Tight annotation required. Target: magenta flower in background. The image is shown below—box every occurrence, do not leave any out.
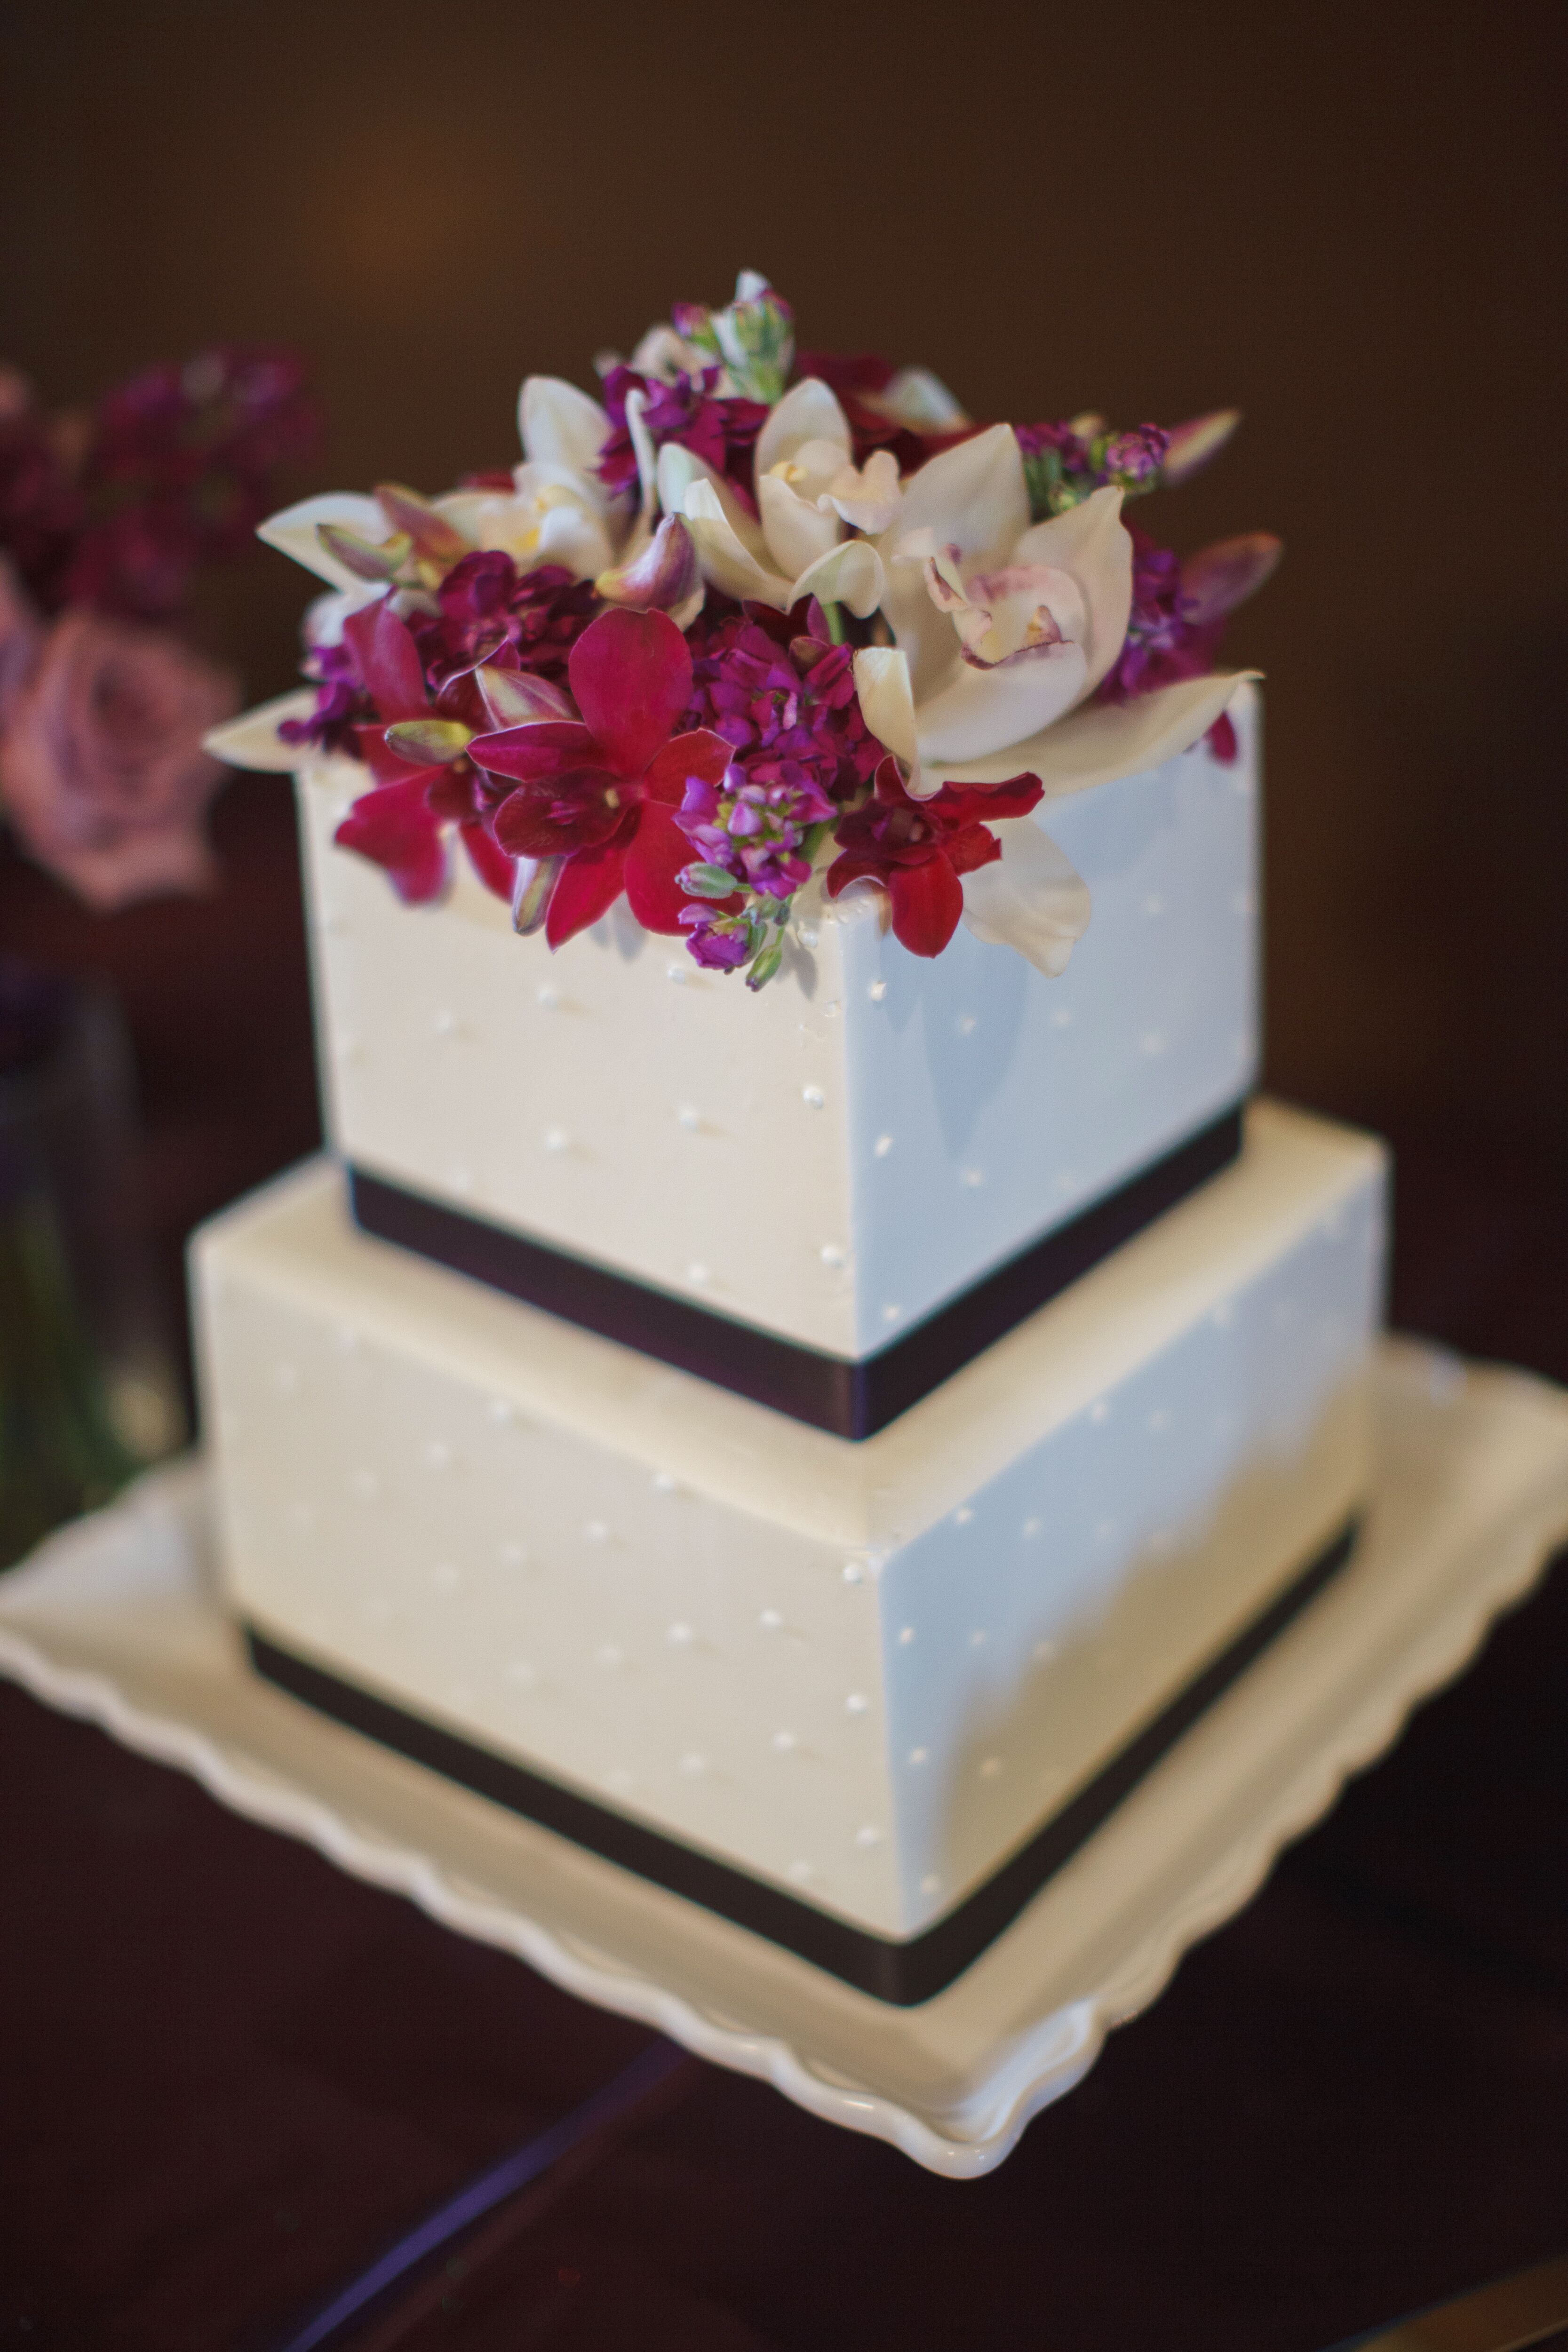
[0,348,318,623]
[0,371,84,613]
[0,342,318,914]
[64,347,319,620]
[0,607,237,911]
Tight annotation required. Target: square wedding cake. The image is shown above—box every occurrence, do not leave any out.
[201,276,1385,2001]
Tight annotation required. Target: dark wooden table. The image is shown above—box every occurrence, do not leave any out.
[2,780,1565,2351]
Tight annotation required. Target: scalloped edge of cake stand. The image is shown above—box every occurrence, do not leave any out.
[1,1338,1565,2178]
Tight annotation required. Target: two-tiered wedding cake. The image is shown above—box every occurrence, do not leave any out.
[200,277,1385,2002]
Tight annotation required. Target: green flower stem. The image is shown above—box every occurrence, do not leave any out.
[0,1187,140,1569]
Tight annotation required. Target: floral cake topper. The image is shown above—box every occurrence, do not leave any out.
[212,274,1278,986]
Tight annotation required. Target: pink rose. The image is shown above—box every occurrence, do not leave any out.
[0,605,238,911]
[0,556,41,724]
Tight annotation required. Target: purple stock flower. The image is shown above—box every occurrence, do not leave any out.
[597,365,767,514]
[681,604,880,812]
[667,601,882,978]
[677,764,835,898]
[1093,523,1284,761]
[1014,419,1094,477]
[1016,418,1171,521]
[677,903,753,968]
[1101,425,1168,486]
[1097,525,1224,706]
[279,631,367,757]
[411,554,597,701]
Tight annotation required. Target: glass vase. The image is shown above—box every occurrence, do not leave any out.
[0,960,184,1568]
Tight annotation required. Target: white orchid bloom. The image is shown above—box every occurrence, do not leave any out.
[857,426,1132,785]
[849,423,1253,980]
[860,422,1249,795]
[255,375,640,640]
[658,376,885,619]
[439,374,641,581]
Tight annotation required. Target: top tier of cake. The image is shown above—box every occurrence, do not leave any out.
[296,685,1259,1374]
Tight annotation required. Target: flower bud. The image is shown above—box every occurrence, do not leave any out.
[383,717,472,768]
[1161,410,1242,487]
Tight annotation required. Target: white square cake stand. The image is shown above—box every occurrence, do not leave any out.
[3,1338,1565,2179]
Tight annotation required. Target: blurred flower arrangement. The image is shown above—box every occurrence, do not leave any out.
[0,347,319,910]
[0,350,317,1564]
[215,276,1277,988]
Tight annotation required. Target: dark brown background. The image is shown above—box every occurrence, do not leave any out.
[1,4,1565,2345]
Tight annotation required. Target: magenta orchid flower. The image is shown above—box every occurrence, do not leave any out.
[826,757,1045,958]
[331,599,513,906]
[467,607,733,951]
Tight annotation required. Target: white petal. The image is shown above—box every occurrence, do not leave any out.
[915,640,1088,763]
[875,365,971,432]
[431,490,508,542]
[940,671,1260,795]
[517,376,611,475]
[624,386,659,529]
[302,585,382,648]
[629,324,697,383]
[758,472,841,580]
[877,425,1029,700]
[203,690,322,772]
[596,514,705,630]
[852,647,917,763]
[532,502,615,578]
[824,449,901,534]
[256,493,392,592]
[659,443,769,564]
[1012,487,1132,699]
[769,436,852,501]
[433,487,538,551]
[437,478,612,581]
[503,456,612,525]
[756,378,851,478]
[681,477,794,608]
[792,539,884,619]
[961,818,1092,977]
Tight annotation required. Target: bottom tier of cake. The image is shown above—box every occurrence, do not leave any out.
[191,1102,1385,2002]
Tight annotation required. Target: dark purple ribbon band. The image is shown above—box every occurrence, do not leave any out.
[246,1513,1356,2007]
[350,1102,1244,1439]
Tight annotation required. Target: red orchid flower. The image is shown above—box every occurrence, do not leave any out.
[825,756,1044,958]
[467,607,734,950]
[333,598,513,905]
